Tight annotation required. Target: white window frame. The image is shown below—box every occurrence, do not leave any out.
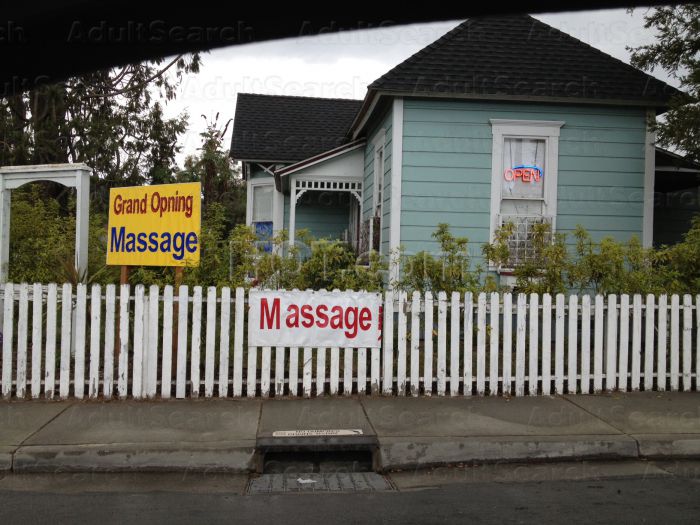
[489,119,564,269]
[246,178,275,226]
[370,129,386,252]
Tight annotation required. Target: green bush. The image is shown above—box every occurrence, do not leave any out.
[396,223,483,294]
[8,185,118,285]
[483,221,569,295]
[9,186,700,296]
[568,226,667,295]
[482,220,700,296]
[249,230,387,292]
[8,186,74,283]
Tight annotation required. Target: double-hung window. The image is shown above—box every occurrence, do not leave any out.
[489,119,564,268]
[248,180,274,251]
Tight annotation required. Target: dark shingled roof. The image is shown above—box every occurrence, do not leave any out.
[368,15,680,105]
[230,93,363,162]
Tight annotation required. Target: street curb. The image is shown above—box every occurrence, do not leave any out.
[0,447,15,471]
[635,435,700,459]
[377,435,640,470]
[7,436,700,473]
[12,442,257,473]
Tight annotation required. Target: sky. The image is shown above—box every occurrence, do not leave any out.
[162,8,674,164]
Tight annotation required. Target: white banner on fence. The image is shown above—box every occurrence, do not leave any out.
[248,290,382,348]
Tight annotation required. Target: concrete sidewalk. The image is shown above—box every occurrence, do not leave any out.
[1,392,699,473]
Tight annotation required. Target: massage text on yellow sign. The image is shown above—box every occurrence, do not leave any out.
[106,182,201,267]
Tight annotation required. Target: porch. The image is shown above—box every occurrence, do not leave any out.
[288,178,363,249]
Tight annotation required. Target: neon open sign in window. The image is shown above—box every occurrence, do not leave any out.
[504,165,543,183]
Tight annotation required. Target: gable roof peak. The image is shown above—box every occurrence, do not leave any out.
[368,14,679,107]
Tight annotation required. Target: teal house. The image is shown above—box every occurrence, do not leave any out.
[230,15,683,283]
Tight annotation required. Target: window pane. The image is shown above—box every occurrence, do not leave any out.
[502,138,545,200]
[374,148,383,216]
[500,199,543,216]
[252,185,273,222]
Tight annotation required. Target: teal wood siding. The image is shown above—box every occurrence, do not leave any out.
[400,99,647,265]
[362,108,393,255]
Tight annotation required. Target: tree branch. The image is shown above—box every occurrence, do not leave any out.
[83,56,183,99]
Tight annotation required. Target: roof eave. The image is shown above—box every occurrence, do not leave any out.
[232,157,297,164]
[273,139,366,191]
[364,88,675,111]
[349,90,381,139]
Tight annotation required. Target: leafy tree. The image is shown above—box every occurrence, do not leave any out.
[0,54,201,209]
[629,5,700,162]
[179,113,246,229]
[1,53,204,282]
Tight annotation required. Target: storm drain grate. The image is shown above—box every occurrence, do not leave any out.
[246,472,394,494]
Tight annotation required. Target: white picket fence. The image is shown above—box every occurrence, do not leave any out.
[0,283,699,400]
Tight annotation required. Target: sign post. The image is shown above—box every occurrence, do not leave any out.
[172,266,184,379]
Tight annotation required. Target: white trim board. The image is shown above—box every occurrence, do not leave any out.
[488,119,564,269]
[643,109,656,248]
[246,177,279,234]
[275,141,365,178]
[370,128,386,252]
[389,98,404,285]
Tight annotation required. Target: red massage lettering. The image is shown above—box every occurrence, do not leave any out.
[258,297,376,338]
[317,304,329,327]
[286,304,299,328]
[301,304,314,328]
[260,298,280,329]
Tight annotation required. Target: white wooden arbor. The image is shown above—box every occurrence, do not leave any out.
[0,163,91,283]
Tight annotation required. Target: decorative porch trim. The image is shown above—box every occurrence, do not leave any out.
[293,179,362,205]
[289,176,363,246]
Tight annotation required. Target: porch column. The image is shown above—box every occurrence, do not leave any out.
[272,187,284,235]
[289,177,296,246]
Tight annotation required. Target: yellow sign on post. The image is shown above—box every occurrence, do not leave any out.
[106,182,201,267]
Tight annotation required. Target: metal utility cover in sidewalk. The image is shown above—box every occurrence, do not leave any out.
[256,398,377,452]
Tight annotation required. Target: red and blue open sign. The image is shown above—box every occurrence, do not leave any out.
[504,164,543,183]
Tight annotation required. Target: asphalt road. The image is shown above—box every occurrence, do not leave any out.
[1,462,700,524]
